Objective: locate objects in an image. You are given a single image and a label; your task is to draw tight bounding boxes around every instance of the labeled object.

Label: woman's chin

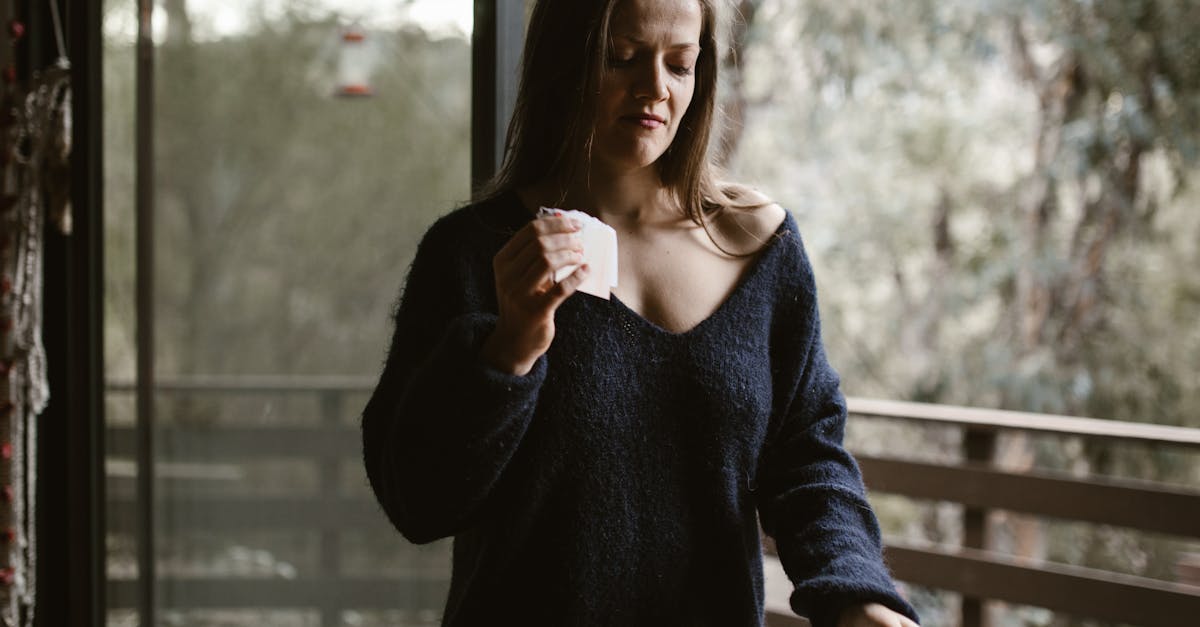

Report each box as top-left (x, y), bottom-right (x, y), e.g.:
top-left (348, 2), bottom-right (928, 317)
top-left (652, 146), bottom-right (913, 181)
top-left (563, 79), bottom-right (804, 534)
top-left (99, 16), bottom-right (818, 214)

top-left (596, 146), bottom-right (668, 174)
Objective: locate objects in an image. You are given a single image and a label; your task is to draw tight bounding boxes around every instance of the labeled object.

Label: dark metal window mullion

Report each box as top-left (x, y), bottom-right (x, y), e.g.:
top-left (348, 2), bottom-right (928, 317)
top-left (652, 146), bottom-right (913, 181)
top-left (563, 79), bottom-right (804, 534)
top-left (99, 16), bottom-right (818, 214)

top-left (134, 1), bottom-right (156, 626)
top-left (471, 0), bottom-right (525, 194)
top-left (39, 1), bottom-right (106, 626)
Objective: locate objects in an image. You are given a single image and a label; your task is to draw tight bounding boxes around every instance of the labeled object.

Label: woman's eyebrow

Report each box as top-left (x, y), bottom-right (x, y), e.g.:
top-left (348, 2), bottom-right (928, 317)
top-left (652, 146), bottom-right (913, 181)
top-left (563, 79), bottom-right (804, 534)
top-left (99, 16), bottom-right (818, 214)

top-left (612, 35), bottom-right (700, 51)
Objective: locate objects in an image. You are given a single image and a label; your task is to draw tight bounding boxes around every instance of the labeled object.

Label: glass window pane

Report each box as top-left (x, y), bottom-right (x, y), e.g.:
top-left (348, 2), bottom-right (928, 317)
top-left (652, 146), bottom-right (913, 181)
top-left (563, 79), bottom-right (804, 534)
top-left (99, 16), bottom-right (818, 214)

top-left (104, 1), bottom-right (473, 624)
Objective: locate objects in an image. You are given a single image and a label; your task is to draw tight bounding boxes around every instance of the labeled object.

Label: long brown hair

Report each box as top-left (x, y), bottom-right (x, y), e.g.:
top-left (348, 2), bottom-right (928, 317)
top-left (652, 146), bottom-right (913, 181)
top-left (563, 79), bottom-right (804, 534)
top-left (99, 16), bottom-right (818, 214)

top-left (480, 0), bottom-right (769, 252)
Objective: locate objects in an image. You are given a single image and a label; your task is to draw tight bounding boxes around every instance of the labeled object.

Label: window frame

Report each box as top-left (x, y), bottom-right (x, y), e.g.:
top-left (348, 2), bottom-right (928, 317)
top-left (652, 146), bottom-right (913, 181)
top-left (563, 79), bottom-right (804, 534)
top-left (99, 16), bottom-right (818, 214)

top-left (41, 0), bottom-right (106, 626)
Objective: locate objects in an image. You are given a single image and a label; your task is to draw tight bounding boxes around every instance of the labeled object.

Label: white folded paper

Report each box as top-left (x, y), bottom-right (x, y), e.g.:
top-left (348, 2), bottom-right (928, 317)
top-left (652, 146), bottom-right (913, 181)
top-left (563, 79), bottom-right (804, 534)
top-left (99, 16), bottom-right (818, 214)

top-left (538, 207), bottom-right (619, 299)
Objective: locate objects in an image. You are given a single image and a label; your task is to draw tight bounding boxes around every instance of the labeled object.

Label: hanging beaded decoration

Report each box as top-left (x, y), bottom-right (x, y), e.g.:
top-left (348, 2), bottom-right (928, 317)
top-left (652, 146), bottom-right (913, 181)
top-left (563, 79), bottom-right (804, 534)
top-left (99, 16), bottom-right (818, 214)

top-left (0, 0), bottom-right (71, 623)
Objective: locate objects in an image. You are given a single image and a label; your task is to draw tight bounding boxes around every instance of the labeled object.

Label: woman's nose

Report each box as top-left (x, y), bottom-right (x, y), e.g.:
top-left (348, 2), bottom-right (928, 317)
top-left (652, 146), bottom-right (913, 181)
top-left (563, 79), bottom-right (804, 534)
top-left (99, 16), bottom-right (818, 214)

top-left (632, 60), bottom-right (669, 102)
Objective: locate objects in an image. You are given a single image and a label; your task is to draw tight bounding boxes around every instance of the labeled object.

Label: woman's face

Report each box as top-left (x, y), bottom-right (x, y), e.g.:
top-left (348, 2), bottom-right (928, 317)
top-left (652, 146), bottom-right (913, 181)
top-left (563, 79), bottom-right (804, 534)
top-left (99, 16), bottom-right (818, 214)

top-left (592, 0), bottom-right (703, 175)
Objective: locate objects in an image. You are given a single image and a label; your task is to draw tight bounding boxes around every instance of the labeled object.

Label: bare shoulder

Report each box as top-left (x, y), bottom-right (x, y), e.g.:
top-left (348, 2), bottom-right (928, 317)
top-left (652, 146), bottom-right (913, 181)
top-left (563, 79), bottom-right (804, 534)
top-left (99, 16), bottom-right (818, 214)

top-left (709, 186), bottom-right (788, 256)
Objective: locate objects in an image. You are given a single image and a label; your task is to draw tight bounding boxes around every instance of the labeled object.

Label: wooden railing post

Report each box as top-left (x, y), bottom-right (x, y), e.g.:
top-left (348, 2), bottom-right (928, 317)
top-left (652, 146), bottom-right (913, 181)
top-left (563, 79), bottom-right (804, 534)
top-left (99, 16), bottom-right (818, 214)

top-left (319, 389), bottom-right (344, 627)
top-left (962, 428), bottom-right (996, 627)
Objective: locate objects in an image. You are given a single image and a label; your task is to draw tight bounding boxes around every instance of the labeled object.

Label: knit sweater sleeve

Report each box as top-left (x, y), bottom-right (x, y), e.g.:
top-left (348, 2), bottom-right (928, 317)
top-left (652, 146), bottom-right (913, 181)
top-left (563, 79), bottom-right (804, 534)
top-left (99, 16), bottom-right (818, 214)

top-left (361, 213), bottom-right (547, 544)
top-left (756, 236), bottom-right (920, 627)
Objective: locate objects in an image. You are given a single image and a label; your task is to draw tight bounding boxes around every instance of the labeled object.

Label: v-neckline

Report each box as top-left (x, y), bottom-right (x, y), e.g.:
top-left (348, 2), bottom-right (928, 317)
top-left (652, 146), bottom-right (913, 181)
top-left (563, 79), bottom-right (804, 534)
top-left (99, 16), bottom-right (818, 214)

top-left (605, 214), bottom-right (792, 339)
top-left (497, 189), bottom-right (794, 339)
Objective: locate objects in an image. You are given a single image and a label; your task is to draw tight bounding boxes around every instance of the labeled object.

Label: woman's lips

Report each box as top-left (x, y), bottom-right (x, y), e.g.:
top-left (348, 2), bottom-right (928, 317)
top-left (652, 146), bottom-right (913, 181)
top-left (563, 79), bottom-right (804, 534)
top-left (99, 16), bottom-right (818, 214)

top-left (622, 114), bottom-right (665, 129)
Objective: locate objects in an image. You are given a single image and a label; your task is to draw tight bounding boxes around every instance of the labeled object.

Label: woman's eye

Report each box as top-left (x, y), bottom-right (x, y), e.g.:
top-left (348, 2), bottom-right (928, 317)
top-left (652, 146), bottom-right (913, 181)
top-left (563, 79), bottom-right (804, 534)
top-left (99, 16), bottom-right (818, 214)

top-left (609, 56), bottom-right (635, 68)
top-left (670, 65), bottom-right (694, 76)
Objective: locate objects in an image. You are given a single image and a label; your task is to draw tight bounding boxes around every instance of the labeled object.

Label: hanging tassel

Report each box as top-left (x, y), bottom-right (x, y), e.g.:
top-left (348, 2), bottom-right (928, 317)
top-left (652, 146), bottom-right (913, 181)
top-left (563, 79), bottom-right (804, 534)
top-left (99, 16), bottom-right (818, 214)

top-left (0, 1), bottom-right (73, 624)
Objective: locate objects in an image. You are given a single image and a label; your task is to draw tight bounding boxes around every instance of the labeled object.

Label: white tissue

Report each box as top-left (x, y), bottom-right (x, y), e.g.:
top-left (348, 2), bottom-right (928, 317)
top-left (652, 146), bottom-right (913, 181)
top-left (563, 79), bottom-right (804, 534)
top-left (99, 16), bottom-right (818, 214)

top-left (538, 207), bottom-right (619, 299)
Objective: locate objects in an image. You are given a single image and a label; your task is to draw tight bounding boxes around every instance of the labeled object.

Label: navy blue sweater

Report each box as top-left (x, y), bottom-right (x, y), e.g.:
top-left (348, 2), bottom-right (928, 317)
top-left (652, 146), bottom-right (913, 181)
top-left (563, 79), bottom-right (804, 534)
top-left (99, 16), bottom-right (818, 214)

top-left (361, 191), bottom-right (919, 627)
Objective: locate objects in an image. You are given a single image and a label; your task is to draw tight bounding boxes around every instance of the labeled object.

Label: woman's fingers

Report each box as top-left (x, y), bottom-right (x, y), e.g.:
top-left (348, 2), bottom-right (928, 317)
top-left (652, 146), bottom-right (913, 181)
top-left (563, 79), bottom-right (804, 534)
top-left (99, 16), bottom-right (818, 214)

top-left (517, 246), bottom-right (584, 293)
top-left (504, 226), bottom-right (584, 294)
top-left (482, 215), bottom-right (589, 370)
top-left (510, 231), bottom-right (583, 281)
top-left (837, 603), bottom-right (919, 627)
top-left (492, 214), bottom-right (589, 320)
top-left (546, 263), bottom-right (590, 308)
top-left (548, 215), bottom-right (584, 233)
top-left (495, 215), bottom-right (577, 266)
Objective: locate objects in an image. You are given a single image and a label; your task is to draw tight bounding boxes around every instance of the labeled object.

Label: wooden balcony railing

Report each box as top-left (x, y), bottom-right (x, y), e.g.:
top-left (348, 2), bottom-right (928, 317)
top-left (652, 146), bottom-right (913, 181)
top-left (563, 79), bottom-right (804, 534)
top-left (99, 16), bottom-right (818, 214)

top-left (105, 378), bottom-right (1200, 627)
top-left (762, 399), bottom-right (1200, 627)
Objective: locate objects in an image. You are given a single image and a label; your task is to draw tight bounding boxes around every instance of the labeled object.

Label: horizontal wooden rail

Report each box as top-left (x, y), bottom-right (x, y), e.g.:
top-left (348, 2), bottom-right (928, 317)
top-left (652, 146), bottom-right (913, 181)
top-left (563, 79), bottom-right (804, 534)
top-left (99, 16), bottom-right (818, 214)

top-left (104, 430), bottom-right (1200, 539)
top-left (884, 542), bottom-right (1200, 627)
top-left (848, 397), bottom-right (1200, 449)
top-left (104, 381), bottom-right (1200, 448)
top-left (107, 497), bottom-right (383, 531)
top-left (108, 426), bottom-right (359, 459)
top-left (858, 455), bottom-right (1200, 538)
top-left (108, 577), bottom-right (448, 609)
top-left (106, 376), bottom-right (376, 395)
top-left (102, 381), bottom-right (1200, 448)
top-left (761, 540), bottom-right (1200, 627)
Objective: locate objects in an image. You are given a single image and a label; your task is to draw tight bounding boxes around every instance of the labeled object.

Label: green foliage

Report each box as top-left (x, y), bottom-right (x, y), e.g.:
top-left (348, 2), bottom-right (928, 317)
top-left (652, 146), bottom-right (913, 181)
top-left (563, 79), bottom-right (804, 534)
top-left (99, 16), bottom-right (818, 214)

top-left (104, 6), bottom-right (472, 380)
top-left (725, 0), bottom-right (1200, 425)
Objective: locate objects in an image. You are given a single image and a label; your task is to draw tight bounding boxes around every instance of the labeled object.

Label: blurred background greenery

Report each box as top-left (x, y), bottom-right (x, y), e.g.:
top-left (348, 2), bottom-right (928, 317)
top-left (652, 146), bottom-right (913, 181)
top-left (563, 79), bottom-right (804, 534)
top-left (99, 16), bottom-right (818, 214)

top-left (101, 0), bottom-right (1199, 625)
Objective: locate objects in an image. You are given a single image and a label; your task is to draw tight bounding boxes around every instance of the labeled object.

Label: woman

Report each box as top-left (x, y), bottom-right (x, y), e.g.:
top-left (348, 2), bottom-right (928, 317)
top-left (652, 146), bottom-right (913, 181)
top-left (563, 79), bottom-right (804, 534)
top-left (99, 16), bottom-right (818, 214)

top-left (362, 1), bottom-right (921, 625)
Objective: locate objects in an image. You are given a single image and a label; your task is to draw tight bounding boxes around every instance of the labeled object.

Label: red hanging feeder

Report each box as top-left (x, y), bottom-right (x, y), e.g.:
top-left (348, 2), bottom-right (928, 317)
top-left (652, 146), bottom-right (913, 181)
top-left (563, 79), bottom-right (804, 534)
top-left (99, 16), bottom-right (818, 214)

top-left (335, 25), bottom-right (374, 97)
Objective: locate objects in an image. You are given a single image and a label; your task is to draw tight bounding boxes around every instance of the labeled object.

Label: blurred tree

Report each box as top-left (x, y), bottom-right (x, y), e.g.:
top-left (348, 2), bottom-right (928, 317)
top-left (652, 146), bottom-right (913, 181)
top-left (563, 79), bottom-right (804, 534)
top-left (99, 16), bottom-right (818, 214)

top-left (718, 0), bottom-right (1200, 623)
top-left (722, 0), bottom-right (1199, 417)
top-left (119, 0), bottom-right (473, 382)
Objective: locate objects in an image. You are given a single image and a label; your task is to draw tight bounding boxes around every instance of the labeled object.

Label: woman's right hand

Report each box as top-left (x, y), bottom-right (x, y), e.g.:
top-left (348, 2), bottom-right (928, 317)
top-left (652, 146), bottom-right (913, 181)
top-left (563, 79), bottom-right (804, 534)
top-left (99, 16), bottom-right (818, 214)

top-left (480, 214), bottom-right (589, 375)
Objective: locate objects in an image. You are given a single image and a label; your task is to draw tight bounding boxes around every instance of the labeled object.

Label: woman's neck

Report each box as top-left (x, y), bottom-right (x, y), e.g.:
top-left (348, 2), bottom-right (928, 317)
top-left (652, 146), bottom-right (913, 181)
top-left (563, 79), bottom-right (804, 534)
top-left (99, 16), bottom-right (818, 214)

top-left (527, 164), bottom-right (685, 229)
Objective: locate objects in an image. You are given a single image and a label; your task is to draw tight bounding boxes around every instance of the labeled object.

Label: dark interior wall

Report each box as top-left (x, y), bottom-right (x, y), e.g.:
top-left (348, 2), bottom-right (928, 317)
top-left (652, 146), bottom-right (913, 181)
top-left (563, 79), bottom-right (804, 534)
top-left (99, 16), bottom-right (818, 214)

top-left (35, 0), bottom-right (105, 625)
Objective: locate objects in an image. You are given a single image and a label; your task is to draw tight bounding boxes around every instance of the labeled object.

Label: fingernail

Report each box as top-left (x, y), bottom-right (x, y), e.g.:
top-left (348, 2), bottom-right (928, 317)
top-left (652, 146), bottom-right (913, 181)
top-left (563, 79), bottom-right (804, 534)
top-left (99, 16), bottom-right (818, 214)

top-left (571, 219), bottom-right (583, 230)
